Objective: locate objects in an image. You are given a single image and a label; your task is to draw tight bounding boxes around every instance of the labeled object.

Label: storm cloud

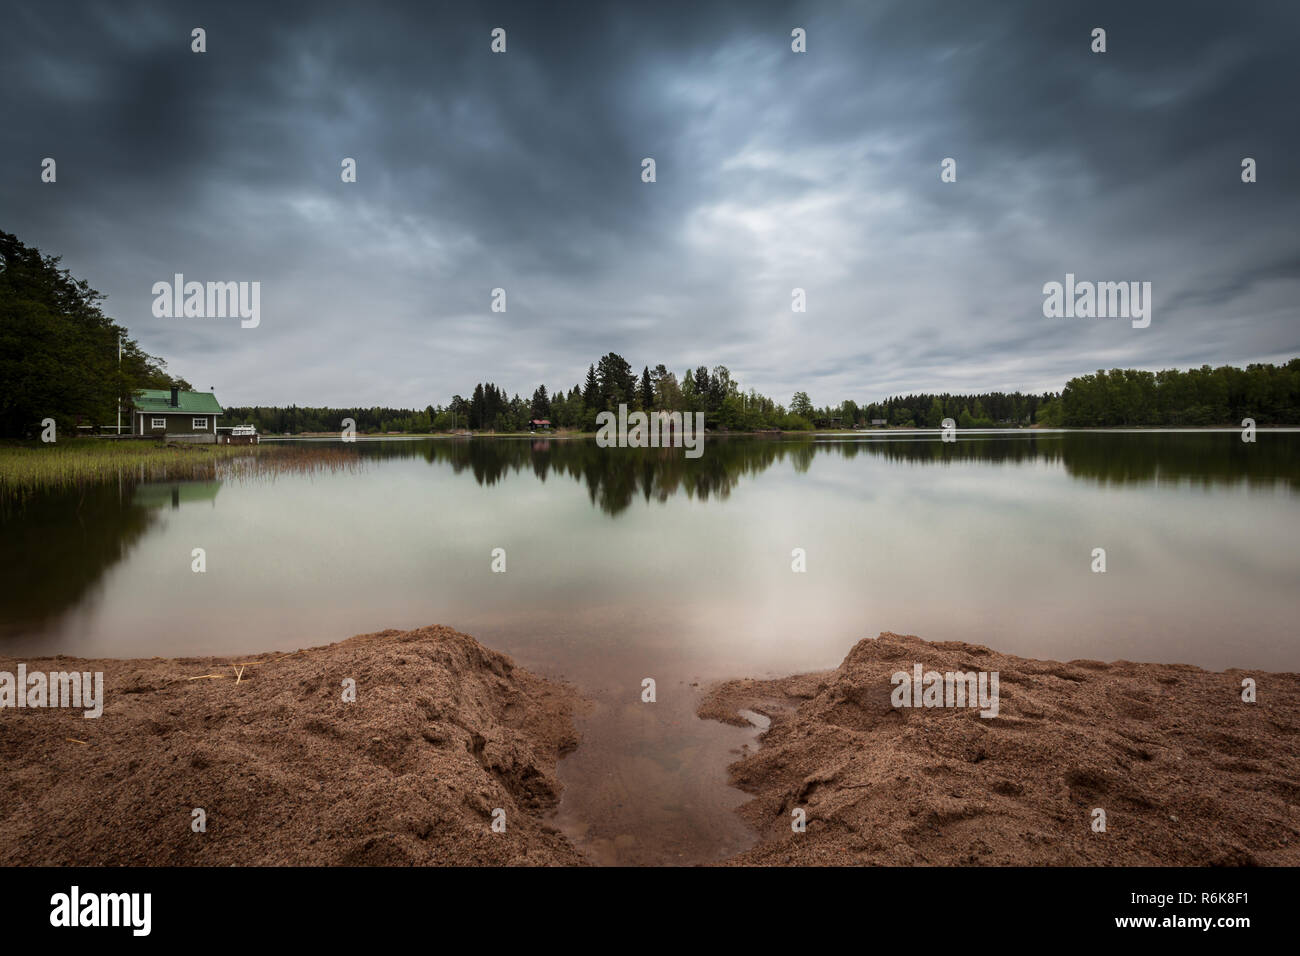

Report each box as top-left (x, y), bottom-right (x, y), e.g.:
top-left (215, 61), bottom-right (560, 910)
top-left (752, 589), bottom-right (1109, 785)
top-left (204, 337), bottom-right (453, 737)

top-left (3, 0), bottom-right (1297, 407)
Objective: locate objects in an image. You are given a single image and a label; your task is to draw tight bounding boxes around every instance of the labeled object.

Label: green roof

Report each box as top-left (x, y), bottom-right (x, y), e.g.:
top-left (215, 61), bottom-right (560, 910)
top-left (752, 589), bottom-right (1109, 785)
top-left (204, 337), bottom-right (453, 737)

top-left (132, 389), bottom-right (224, 414)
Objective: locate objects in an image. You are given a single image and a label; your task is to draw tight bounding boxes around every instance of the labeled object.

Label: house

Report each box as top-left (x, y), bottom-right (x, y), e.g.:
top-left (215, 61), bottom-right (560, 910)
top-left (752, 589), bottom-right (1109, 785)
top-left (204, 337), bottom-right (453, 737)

top-left (131, 386), bottom-right (223, 442)
top-left (870, 419), bottom-right (888, 427)
top-left (529, 419), bottom-right (552, 431)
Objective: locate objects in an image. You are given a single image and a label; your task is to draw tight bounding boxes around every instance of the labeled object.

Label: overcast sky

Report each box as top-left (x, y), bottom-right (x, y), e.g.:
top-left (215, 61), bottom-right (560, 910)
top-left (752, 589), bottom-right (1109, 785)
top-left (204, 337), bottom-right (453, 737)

top-left (3, 0), bottom-right (1298, 408)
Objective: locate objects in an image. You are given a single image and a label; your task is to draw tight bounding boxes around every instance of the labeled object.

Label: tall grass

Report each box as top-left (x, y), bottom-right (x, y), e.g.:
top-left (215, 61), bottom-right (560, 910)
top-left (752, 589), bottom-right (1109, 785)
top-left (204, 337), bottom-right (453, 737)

top-left (0, 439), bottom-right (363, 499)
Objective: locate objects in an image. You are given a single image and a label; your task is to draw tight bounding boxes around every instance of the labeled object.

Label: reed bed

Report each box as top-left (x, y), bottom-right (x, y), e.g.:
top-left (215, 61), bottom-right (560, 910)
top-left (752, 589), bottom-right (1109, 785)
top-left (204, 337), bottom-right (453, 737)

top-left (0, 439), bottom-right (364, 499)
top-left (213, 444), bottom-right (365, 484)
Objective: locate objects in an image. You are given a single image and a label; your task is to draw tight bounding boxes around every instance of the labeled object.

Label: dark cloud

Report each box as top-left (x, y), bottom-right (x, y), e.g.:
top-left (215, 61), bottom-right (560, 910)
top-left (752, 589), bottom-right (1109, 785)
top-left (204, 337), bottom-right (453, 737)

top-left (3, 0), bottom-right (1297, 407)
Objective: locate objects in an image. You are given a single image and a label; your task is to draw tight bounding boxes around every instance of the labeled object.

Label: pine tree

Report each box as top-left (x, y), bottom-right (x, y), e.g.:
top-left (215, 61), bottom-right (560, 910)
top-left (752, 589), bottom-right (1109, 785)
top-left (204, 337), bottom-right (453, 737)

top-left (596, 352), bottom-right (635, 409)
top-left (470, 383), bottom-right (486, 429)
top-left (531, 384), bottom-right (550, 420)
top-left (693, 367), bottom-right (710, 408)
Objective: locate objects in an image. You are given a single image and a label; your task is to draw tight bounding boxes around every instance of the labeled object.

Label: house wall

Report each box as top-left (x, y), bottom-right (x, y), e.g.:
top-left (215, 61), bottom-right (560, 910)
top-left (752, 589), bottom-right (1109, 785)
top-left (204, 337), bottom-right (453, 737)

top-left (134, 412), bottom-right (219, 436)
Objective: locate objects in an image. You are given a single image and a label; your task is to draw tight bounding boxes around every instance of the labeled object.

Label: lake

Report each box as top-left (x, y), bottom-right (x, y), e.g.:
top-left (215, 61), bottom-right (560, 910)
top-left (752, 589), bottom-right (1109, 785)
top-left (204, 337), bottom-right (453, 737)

top-left (3, 430), bottom-right (1298, 864)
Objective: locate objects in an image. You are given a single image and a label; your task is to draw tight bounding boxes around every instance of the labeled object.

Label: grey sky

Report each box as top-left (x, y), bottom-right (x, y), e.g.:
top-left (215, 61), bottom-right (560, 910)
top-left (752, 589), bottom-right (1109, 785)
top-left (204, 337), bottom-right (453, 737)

top-left (3, 0), bottom-right (1297, 408)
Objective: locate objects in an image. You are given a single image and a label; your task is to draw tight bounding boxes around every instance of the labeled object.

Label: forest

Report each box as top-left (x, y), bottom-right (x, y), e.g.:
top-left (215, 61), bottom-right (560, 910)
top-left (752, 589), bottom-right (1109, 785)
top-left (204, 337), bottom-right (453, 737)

top-left (0, 231), bottom-right (183, 438)
top-left (225, 357), bottom-right (1300, 435)
top-left (225, 355), bottom-right (1062, 434)
top-left (1037, 361), bottom-right (1300, 427)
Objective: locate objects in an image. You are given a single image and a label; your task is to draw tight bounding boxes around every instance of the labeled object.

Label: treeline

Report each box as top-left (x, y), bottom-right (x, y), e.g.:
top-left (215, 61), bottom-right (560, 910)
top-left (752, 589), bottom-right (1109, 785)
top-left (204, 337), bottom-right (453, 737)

top-left (0, 232), bottom-right (183, 438)
top-left (226, 356), bottom-right (1300, 435)
top-left (453, 356), bottom-right (1055, 431)
top-left (220, 405), bottom-right (439, 435)
top-left (811, 391), bottom-right (1055, 429)
top-left (225, 355), bottom-right (817, 434)
top-left (1035, 360), bottom-right (1300, 427)
top-left (449, 354), bottom-right (1056, 432)
top-left (454, 354), bottom-right (812, 432)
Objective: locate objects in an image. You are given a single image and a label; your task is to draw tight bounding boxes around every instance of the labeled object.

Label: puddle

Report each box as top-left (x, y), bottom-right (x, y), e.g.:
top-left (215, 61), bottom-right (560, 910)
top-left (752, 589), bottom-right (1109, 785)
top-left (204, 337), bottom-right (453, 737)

top-left (552, 678), bottom-right (762, 866)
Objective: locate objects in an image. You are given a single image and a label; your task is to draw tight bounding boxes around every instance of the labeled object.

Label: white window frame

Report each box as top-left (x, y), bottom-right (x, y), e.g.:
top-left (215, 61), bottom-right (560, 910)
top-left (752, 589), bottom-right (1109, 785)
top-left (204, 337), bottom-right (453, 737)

top-left (151, 417), bottom-right (166, 429)
top-left (192, 417), bottom-right (208, 429)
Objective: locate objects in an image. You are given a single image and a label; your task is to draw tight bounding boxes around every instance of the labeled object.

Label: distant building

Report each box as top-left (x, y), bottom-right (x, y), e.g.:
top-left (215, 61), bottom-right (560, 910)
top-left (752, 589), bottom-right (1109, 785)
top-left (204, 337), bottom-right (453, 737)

top-left (529, 419), bottom-right (552, 430)
top-left (870, 418), bottom-right (888, 427)
top-left (131, 386), bottom-right (223, 441)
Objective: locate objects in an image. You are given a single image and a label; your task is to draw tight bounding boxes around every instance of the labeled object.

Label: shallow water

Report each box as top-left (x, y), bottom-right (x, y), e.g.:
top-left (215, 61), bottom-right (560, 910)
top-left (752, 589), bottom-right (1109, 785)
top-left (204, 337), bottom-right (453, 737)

top-left (3, 431), bottom-right (1298, 863)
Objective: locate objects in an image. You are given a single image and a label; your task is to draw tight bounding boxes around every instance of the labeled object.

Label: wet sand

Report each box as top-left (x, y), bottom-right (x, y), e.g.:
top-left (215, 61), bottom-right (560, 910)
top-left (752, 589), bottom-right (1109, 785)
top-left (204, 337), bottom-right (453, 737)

top-left (3, 626), bottom-right (1297, 866)
top-left (0, 626), bottom-right (586, 865)
top-left (698, 632), bottom-right (1300, 865)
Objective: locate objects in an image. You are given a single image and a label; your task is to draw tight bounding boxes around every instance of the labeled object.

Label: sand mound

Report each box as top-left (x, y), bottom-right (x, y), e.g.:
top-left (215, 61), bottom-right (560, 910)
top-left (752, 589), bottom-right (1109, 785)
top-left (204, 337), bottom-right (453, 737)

top-left (699, 632), bottom-right (1300, 865)
top-left (0, 626), bottom-right (587, 865)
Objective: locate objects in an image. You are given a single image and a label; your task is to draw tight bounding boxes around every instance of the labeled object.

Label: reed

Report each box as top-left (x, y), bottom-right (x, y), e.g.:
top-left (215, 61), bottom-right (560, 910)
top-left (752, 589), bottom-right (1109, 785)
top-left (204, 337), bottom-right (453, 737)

top-left (0, 439), bottom-right (363, 498)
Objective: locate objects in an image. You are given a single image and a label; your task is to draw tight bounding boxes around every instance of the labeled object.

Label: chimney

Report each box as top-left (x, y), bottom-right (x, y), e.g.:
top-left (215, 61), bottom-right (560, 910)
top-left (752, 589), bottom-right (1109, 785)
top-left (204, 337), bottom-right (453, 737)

top-left (170, 385), bottom-right (179, 407)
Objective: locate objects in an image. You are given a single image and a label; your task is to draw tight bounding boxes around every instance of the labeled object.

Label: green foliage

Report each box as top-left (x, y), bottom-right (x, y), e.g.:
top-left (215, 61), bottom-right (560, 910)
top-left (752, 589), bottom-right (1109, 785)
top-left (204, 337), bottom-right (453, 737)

top-left (1060, 362), bottom-right (1300, 427)
top-left (1035, 398), bottom-right (1065, 427)
top-left (926, 397), bottom-right (945, 427)
top-left (231, 358), bottom-right (1300, 437)
top-left (639, 366), bottom-right (653, 409)
top-left (861, 390), bottom-right (1051, 429)
top-left (0, 231), bottom-right (184, 438)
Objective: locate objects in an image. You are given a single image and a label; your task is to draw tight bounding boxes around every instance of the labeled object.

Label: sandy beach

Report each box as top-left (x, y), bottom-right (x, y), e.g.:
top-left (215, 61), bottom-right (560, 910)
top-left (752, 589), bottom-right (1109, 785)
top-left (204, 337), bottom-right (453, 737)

top-left (0, 626), bottom-right (587, 865)
top-left (2, 626), bottom-right (1297, 866)
top-left (698, 632), bottom-right (1300, 865)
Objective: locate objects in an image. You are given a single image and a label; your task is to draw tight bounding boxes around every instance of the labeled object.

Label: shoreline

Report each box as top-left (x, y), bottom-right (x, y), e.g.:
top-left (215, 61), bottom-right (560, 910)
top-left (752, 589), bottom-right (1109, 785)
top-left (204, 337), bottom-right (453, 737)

top-left (257, 424), bottom-right (1300, 439)
top-left (3, 627), bottom-right (1297, 866)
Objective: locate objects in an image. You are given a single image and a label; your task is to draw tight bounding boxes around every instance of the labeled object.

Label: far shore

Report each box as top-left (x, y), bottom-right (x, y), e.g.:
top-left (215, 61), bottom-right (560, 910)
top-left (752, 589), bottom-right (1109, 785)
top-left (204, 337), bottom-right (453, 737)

top-left (264, 423), bottom-right (1297, 439)
top-left (1, 626), bottom-right (1296, 866)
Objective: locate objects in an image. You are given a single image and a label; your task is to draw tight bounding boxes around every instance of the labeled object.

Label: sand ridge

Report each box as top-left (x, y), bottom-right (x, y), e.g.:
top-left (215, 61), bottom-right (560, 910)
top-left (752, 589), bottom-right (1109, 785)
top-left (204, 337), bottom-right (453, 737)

top-left (698, 632), bottom-right (1300, 865)
top-left (0, 626), bottom-right (587, 865)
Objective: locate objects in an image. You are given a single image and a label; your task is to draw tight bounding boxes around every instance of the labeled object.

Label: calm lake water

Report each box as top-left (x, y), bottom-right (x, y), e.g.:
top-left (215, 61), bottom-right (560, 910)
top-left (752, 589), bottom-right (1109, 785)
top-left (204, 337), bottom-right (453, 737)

top-left (3, 430), bottom-right (1299, 864)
